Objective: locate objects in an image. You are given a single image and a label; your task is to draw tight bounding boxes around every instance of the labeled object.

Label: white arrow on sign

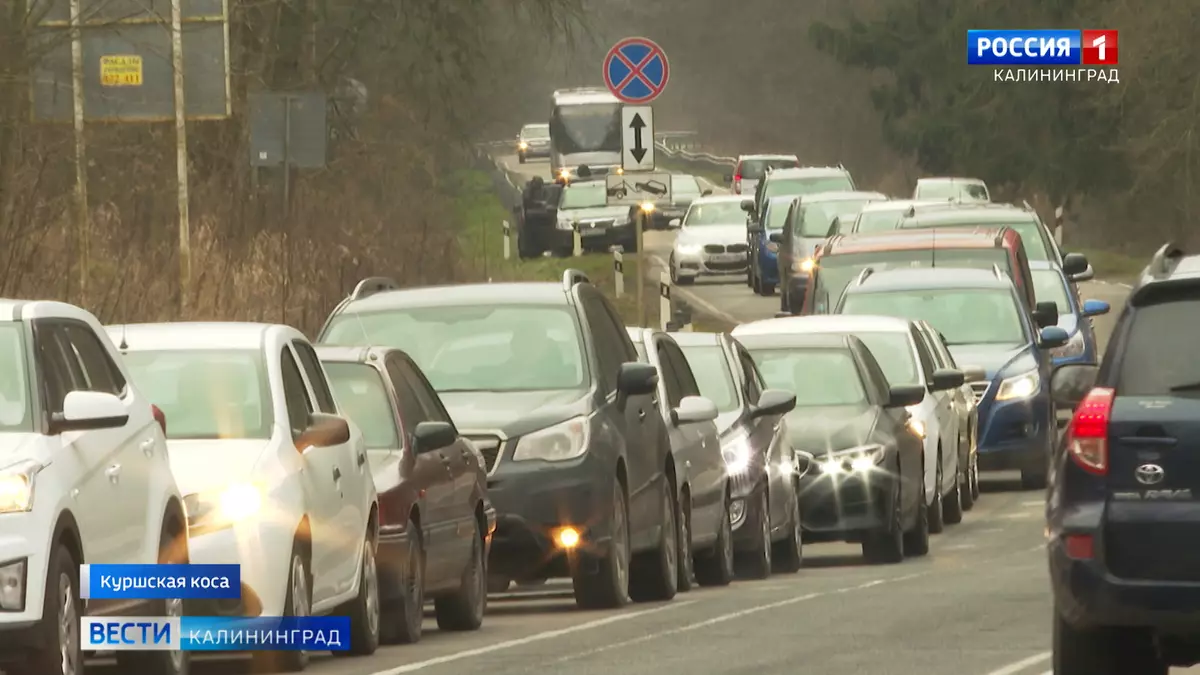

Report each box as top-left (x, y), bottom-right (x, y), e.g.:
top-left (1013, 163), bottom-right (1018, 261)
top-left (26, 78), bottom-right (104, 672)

top-left (621, 105), bottom-right (655, 172)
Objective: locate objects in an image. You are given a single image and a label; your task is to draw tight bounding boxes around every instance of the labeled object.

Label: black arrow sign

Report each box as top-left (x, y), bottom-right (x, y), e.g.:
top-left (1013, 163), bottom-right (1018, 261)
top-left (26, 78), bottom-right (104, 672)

top-left (629, 113), bottom-right (647, 163)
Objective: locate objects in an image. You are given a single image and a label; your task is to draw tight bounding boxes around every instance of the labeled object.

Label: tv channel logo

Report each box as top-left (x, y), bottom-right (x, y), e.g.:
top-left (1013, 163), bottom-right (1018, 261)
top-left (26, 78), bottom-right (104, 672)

top-left (967, 30), bottom-right (1118, 66)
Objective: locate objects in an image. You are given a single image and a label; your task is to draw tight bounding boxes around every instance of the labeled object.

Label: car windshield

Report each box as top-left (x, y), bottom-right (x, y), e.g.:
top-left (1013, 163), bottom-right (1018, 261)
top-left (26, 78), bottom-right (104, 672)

top-left (1032, 269), bottom-right (1072, 314)
top-left (323, 362), bottom-right (399, 450)
top-left (765, 175), bottom-right (854, 201)
top-left (764, 200), bottom-right (792, 231)
top-left (123, 349), bottom-right (273, 440)
top-left (678, 345), bottom-right (740, 413)
top-left (322, 306), bottom-right (588, 392)
top-left (799, 199), bottom-right (877, 237)
top-left (738, 158), bottom-right (798, 180)
top-left (1116, 298), bottom-right (1200, 396)
top-left (684, 201), bottom-right (743, 226)
top-left (521, 125), bottom-right (549, 139)
top-left (903, 219), bottom-right (1049, 260)
top-left (855, 209), bottom-right (906, 233)
top-left (917, 182), bottom-right (988, 201)
top-left (841, 289), bottom-right (1027, 347)
top-left (746, 347), bottom-right (866, 406)
top-left (672, 175), bottom-right (701, 196)
top-left (0, 324), bottom-right (31, 431)
top-left (559, 184), bottom-right (607, 209)
top-left (809, 248), bottom-right (1009, 313)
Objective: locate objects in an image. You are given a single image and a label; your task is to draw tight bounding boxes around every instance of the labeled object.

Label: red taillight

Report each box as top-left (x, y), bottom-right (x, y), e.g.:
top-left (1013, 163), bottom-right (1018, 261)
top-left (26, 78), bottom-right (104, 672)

top-left (151, 404), bottom-right (167, 435)
top-left (733, 175), bottom-right (742, 193)
top-left (1065, 387), bottom-right (1114, 475)
top-left (1065, 534), bottom-right (1094, 560)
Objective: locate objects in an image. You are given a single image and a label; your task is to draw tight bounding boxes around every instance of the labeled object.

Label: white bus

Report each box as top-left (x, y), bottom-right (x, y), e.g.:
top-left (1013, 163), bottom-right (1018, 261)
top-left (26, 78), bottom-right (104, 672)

top-left (550, 88), bottom-right (623, 180)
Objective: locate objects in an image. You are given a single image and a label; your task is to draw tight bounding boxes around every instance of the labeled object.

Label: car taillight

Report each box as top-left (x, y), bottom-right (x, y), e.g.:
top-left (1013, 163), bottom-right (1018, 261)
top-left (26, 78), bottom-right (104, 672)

top-left (733, 175), bottom-right (742, 193)
top-left (1065, 387), bottom-right (1114, 475)
top-left (151, 404), bottom-right (167, 435)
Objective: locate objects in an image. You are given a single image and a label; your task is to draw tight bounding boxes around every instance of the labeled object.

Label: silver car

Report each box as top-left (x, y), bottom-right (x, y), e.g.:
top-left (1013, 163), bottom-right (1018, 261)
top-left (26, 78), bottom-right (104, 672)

top-left (517, 123), bottom-right (551, 163)
top-left (669, 195), bottom-right (751, 285)
top-left (912, 176), bottom-right (990, 202)
top-left (724, 154), bottom-right (800, 196)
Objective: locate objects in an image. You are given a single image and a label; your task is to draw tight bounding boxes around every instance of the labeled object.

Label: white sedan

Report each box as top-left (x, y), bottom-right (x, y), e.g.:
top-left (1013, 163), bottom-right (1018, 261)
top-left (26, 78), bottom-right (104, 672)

top-left (110, 322), bottom-right (381, 670)
top-left (669, 195), bottom-right (752, 285)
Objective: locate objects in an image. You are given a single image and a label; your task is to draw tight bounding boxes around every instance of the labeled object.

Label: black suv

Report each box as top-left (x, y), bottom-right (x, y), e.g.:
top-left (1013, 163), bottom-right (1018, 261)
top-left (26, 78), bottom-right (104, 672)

top-left (1049, 243), bottom-right (1200, 674)
top-left (318, 272), bottom-right (681, 609)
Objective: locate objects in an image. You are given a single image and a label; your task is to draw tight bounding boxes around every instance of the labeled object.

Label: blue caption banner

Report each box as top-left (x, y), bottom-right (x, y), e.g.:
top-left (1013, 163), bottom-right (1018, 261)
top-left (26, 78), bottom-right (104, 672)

top-left (967, 29), bottom-right (1081, 66)
top-left (81, 616), bottom-right (351, 651)
top-left (80, 564), bottom-right (241, 600)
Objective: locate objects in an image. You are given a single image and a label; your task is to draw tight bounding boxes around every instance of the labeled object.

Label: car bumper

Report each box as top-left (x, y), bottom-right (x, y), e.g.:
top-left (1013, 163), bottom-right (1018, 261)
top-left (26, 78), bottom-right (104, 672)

top-left (519, 146), bottom-right (550, 158)
top-left (552, 225), bottom-right (636, 252)
top-left (797, 467), bottom-right (898, 538)
top-left (485, 453), bottom-right (618, 580)
top-left (185, 521), bottom-right (294, 617)
top-left (785, 273), bottom-right (809, 301)
top-left (674, 249), bottom-right (749, 277)
top-left (727, 468), bottom-right (762, 536)
top-left (976, 394), bottom-right (1052, 473)
top-left (0, 518), bottom-right (48, 628)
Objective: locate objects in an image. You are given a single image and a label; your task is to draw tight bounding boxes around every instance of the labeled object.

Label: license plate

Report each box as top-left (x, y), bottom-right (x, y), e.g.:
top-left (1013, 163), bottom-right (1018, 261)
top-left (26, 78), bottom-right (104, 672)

top-left (580, 227), bottom-right (606, 237)
top-left (711, 253), bottom-right (744, 262)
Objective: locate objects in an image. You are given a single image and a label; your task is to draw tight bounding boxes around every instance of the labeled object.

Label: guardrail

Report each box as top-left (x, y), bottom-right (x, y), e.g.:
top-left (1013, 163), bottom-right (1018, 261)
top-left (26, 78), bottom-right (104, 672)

top-left (653, 132), bottom-right (736, 179)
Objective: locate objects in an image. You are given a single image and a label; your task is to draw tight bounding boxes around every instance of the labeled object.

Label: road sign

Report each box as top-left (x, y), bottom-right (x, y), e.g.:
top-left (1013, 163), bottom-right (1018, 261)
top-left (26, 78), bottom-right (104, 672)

top-left (603, 37), bottom-right (669, 104)
top-left (605, 172), bottom-right (672, 207)
top-left (248, 92), bottom-right (328, 168)
top-left (621, 106), bottom-right (655, 171)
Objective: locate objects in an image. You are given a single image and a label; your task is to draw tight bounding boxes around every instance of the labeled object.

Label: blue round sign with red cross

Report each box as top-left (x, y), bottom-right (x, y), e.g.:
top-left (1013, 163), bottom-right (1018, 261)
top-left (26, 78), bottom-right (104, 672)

top-left (603, 37), bottom-right (669, 104)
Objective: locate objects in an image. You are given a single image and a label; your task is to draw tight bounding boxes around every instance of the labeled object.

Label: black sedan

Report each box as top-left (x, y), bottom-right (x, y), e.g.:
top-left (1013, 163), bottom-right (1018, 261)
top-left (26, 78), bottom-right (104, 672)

top-left (735, 332), bottom-right (930, 564)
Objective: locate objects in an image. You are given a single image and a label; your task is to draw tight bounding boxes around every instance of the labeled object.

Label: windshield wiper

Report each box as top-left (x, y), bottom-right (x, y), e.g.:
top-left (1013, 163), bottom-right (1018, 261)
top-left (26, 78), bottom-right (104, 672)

top-left (1168, 382), bottom-right (1200, 393)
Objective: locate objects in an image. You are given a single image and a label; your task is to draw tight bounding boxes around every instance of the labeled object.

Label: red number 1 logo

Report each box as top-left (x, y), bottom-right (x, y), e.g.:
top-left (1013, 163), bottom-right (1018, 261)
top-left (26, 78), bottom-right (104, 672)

top-left (1081, 30), bottom-right (1118, 66)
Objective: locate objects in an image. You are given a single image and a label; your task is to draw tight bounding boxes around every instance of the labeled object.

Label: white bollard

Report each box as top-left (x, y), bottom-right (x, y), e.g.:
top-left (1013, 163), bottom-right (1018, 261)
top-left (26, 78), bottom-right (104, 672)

top-left (659, 270), bottom-right (671, 332)
top-left (613, 249), bottom-right (624, 297)
top-left (502, 220), bottom-right (511, 260)
top-left (572, 224), bottom-right (582, 257)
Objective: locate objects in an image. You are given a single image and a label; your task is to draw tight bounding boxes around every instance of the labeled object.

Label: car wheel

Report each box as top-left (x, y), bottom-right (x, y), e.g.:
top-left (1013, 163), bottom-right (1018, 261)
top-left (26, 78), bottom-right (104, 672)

top-left (694, 492), bottom-right (734, 586)
top-left (669, 255), bottom-right (679, 284)
top-left (969, 453), bottom-right (981, 502)
top-left (116, 526), bottom-right (190, 674)
top-left (772, 483), bottom-right (803, 573)
top-left (518, 153), bottom-right (526, 164)
top-left (676, 491), bottom-right (696, 592)
top-left (253, 544), bottom-right (311, 672)
top-left (862, 480), bottom-right (905, 564)
top-left (927, 449), bottom-right (945, 535)
top-left (381, 524), bottom-right (424, 645)
top-left (572, 481), bottom-right (631, 609)
top-left (902, 469), bottom-right (931, 557)
top-left (630, 480), bottom-right (679, 602)
top-left (959, 446), bottom-right (976, 511)
top-left (736, 487), bottom-right (772, 580)
top-left (943, 455), bottom-right (964, 525)
top-left (762, 282), bottom-right (776, 295)
top-left (1053, 609), bottom-right (1166, 675)
top-left (334, 533), bottom-right (381, 656)
top-left (19, 544), bottom-right (82, 675)
top-left (434, 516), bottom-right (486, 631)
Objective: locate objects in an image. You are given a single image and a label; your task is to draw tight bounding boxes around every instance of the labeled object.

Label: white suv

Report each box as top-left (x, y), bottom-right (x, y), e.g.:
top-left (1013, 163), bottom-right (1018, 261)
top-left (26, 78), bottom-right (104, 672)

top-left (0, 300), bottom-right (187, 675)
top-left (110, 322), bottom-right (381, 670)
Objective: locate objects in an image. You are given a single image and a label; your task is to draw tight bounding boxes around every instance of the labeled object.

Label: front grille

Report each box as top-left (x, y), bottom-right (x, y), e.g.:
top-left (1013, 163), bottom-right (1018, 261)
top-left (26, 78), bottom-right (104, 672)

top-left (969, 382), bottom-right (989, 403)
top-left (707, 260), bottom-right (748, 271)
top-left (704, 244), bottom-right (726, 254)
top-left (465, 435), bottom-right (503, 473)
top-left (727, 244), bottom-right (749, 253)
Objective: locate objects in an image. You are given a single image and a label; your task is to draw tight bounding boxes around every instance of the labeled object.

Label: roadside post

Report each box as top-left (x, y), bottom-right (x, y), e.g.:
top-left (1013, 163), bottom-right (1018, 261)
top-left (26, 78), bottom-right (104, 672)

top-left (659, 270), bottom-right (672, 332)
top-left (572, 224), bottom-right (582, 257)
top-left (502, 220), bottom-right (511, 260)
top-left (613, 248), bottom-right (624, 297)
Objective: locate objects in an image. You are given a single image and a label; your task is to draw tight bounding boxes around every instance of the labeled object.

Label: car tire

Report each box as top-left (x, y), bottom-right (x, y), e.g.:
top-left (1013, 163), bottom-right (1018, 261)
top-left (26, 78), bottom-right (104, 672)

top-left (903, 471), bottom-right (931, 557)
top-left (381, 523), bottom-right (424, 645)
top-left (630, 480), bottom-right (679, 602)
top-left (252, 543), bottom-right (311, 672)
top-left (694, 492), bottom-right (735, 586)
top-left (676, 491), bottom-right (696, 592)
top-left (862, 479), bottom-right (905, 564)
top-left (115, 525), bottom-right (190, 674)
top-left (518, 153), bottom-right (526, 164)
top-left (943, 456), bottom-right (964, 525)
top-left (959, 448), bottom-right (976, 511)
top-left (572, 481), bottom-right (631, 609)
top-left (771, 484), bottom-right (803, 574)
top-left (736, 487), bottom-right (772, 580)
top-left (969, 454), bottom-right (981, 502)
top-left (19, 543), bottom-right (83, 675)
top-left (338, 533), bottom-right (381, 656)
top-left (762, 283), bottom-right (776, 295)
top-left (927, 449), bottom-right (945, 535)
top-left (1053, 609), bottom-right (1166, 675)
top-left (434, 516), bottom-right (486, 631)
top-left (746, 262), bottom-right (756, 288)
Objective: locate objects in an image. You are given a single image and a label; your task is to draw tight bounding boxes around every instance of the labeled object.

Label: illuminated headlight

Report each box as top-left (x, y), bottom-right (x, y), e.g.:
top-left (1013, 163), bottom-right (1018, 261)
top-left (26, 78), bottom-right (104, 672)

top-left (721, 432), bottom-right (753, 475)
top-left (766, 242), bottom-right (779, 253)
top-left (792, 258), bottom-right (814, 274)
top-left (518, 141), bottom-right (529, 150)
top-left (0, 460), bottom-right (41, 514)
top-left (903, 411), bottom-right (926, 439)
top-left (558, 168), bottom-right (571, 180)
top-left (616, 167), bottom-right (624, 175)
top-left (512, 416), bottom-right (589, 462)
top-left (1051, 331), bottom-right (1085, 359)
top-left (640, 202), bottom-right (656, 213)
top-left (996, 370), bottom-right (1040, 401)
top-left (817, 445), bottom-right (886, 475)
top-left (184, 483), bottom-right (263, 533)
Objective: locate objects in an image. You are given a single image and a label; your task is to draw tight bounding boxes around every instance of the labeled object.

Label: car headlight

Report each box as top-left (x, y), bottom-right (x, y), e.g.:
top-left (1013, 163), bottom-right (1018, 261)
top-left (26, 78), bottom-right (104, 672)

top-left (676, 243), bottom-right (702, 255)
top-left (616, 167), bottom-right (624, 175)
top-left (558, 168), bottom-right (571, 180)
top-left (512, 416), bottom-right (589, 462)
top-left (1050, 331), bottom-right (1085, 358)
top-left (792, 258), bottom-right (814, 274)
top-left (518, 141), bottom-right (529, 150)
top-left (184, 483), bottom-right (263, 533)
top-left (0, 460), bottom-right (41, 514)
top-left (640, 202), bottom-right (656, 213)
top-left (721, 431), bottom-right (753, 475)
top-left (906, 418), bottom-right (926, 439)
top-left (996, 370), bottom-right (1040, 401)
top-left (817, 445), bottom-right (886, 475)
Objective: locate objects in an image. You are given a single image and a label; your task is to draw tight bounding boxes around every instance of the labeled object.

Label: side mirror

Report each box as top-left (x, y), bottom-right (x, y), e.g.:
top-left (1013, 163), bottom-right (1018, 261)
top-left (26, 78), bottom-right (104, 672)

top-left (1051, 364), bottom-right (1099, 409)
top-left (667, 218), bottom-right (682, 229)
top-left (740, 199), bottom-right (754, 213)
top-left (723, 174), bottom-right (734, 183)
top-left (750, 389), bottom-right (796, 418)
top-left (672, 395), bottom-right (718, 425)
top-left (1070, 264), bottom-right (1095, 283)
top-left (1039, 326), bottom-right (1070, 349)
top-left (962, 365), bottom-right (988, 384)
top-left (1033, 301), bottom-right (1059, 328)
top-left (1081, 298), bottom-right (1110, 318)
top-left (52, 391), bottom-right (129, 434)
top-left (886, 384), bottom-right (926, 408)
top-left (295, 412), bottom-right (351, 452)
top-left (1062, 252), bottom-right (1090, 276)
top-left (701, 189), bottom-right (713, 197)
top-left (412, 420), bottom-right (457, 454)
top-left (768, 232), bottom-right (783, 244)
top-left (930, 368), bottom-right (965, 391)
top-left (617, 362), bottom-right (658, 396)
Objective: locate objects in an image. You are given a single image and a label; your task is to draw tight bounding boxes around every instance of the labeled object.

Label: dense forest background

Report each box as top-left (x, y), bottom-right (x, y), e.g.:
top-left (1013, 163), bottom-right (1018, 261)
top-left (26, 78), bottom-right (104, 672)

top-left (1, 0), bottom-right (1191, 331)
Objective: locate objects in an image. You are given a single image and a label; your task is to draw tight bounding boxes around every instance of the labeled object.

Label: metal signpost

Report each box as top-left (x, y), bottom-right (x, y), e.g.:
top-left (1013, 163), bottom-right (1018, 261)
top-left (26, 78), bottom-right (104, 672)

top-left (604, 36), bottom-right (669, 327)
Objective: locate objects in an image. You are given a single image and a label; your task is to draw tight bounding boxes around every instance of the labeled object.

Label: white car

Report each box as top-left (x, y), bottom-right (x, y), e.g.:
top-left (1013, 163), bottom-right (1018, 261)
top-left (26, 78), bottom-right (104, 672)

top-left (849, 199), bottom-right (956, 234)
top-left (912, 177), bottom-right (990, 203)
top-left (0, 300), bottom-right (187, 675)
top-left (732, 314), bottom-right (966, 533)
top-left (110, 322), bottom-right (381, 670)
top-left (669, 194), bottom-right (752, 285)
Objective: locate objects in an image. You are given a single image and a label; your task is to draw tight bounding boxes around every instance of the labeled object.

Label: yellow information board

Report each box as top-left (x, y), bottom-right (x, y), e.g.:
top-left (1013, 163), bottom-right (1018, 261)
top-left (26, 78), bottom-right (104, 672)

top-left (99, 55), bottom-right (143, 87)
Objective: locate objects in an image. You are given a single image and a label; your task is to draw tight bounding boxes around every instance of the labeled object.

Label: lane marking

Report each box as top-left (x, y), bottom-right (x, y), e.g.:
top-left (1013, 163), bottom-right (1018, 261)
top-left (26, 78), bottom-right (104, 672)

top-left (648, 254), bottom-right (742, 325)
top-left (368, 600), bottom-right (697, 674)
top-left (982, 651), bottom-right (1051, 675)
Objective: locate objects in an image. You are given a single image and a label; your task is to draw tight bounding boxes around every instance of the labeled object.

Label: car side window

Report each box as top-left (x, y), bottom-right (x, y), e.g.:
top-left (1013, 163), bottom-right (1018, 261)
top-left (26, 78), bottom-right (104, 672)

top-left (600, 296), bottom-right (638, 362)
top-left (664, 341), bottom-right (701, 398)
top-left (909, 328), bottom-right (936, 381)
top-left (62, 323), bottom-right (125, 396)
top-left (396, 358), bottom-right (451, 426)
top-left (580, 292), bottom-right (623, 393)
top-left (33, 325), bottom-right (80, 415)
top-left (855, 346), bottom-right (890, 404)
top-left (655, 341), bottom-right (685, 407)
top-left (386, 358), bottom-right (428, 432)
top-left (291, 340), bottom-right (336, 414)
top-left (280, 348), bottom-right (313, 438)
top-left (737, 348), bottom-right (764, 404)
top-left (916, 330), bottom-right (946, 369)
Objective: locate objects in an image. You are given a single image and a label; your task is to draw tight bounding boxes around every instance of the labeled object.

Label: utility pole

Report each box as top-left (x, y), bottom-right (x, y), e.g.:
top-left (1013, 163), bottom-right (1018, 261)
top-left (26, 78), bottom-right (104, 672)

top-left (69, 0), bottom-right (89, 305)
top-left (170, 0), bottom-right (192, 315)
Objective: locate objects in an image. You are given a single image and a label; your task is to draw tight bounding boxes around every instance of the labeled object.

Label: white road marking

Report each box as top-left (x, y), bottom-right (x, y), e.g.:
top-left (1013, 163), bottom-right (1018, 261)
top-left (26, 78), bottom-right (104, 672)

top-left (982, 651), bottom-right (1051, 675)
top-left (942, 543), bottom-right (978, 551)
top-left (1021, 500), bottom-right (1044, 507)
top-left (649, 254), bottom-right (743, 325)
top-left (367, 601), bottom-right (698, 674)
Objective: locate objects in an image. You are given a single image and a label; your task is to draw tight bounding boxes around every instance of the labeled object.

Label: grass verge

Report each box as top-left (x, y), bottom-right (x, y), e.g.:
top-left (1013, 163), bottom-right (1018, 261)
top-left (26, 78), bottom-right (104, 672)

top-left (453, 169), bottom-right (735, 333)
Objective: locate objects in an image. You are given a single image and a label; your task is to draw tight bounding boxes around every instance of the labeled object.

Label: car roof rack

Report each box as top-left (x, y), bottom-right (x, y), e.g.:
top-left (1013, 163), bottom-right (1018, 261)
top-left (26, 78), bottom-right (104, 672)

top-left (1148, 242), bottom-right (1185, 278)
top-left (350, 277), bottom-right (400, 301)
top-left (563, 269), bottom-right (590, 290)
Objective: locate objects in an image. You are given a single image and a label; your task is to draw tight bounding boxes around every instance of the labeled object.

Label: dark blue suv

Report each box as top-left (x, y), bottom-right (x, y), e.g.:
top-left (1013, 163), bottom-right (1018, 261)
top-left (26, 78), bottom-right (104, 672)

top-left (1049, 243), bottom-right (1200, 674)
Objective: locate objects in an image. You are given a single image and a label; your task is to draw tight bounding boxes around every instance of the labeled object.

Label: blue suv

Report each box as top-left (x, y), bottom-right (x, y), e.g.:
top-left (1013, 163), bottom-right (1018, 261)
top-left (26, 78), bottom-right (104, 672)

top-left (1049, 243), bottom-right (1200, 674)
top-left (747, 195), bottom-right (795, 295)
top-left (1029, 260), bottom-right (1110, 367)
top-left (835, 266), bottom-right (1068, 490)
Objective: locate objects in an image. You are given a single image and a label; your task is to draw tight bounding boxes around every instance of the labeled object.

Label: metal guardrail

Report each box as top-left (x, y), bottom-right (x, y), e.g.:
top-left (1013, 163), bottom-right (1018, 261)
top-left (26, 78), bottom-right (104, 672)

top-left (479, 131), bottom-right (737, 179)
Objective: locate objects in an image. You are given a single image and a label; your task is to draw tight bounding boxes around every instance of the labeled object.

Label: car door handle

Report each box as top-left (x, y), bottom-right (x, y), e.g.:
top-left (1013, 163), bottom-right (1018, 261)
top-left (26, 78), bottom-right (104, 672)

top-left (638, 408), bottom-right (647, 421)
top-left (105, 464), bottom-right (121, 483)
top-left (140, 439), bottom-right (155, 457)
top-left (332, 467), bottom-right (342, 482)
top-left (357, 452), bottom-right (366, 467)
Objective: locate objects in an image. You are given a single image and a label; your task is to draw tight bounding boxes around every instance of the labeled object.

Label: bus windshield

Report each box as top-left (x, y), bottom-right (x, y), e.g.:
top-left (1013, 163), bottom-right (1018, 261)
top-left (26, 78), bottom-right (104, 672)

top-left (550, 103), bottom-right (621, 155)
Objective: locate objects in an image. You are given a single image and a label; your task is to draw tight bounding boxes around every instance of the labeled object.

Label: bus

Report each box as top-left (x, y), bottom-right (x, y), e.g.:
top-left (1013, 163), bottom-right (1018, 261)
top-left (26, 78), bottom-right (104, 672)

top-left (550, 88), bottom-right (623, 181)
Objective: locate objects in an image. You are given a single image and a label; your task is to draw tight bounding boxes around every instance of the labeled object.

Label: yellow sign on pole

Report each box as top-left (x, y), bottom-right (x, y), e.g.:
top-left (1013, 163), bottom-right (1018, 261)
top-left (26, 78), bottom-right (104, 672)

top-left (99, 55), bottom-right (143, 86)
